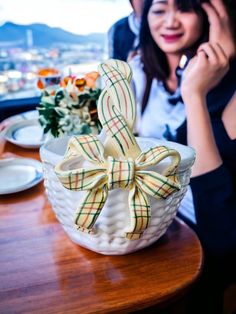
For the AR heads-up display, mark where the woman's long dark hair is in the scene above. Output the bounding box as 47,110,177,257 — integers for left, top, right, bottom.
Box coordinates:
139,0,210,113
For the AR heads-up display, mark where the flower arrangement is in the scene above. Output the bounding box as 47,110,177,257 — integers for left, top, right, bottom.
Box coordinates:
37,69,102,137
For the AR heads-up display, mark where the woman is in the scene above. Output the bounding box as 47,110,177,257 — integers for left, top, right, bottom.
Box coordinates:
130,0,236,312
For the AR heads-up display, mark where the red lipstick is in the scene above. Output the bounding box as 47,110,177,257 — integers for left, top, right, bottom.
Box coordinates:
162,34,183,42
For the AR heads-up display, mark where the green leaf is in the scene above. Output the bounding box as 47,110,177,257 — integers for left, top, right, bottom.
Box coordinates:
55,107,68,117
55,89,65,106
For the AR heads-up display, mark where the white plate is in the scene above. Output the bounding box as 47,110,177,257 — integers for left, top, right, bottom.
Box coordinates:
0,158,43,194
5,119,45,149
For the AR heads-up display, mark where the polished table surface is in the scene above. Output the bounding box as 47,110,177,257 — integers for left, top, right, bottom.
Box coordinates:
0,140,203,314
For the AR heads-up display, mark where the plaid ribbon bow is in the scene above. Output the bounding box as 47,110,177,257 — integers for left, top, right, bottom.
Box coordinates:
55,134,181,240
55,59,182,239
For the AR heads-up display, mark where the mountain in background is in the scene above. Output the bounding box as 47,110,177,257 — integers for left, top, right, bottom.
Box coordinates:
0,22,106,48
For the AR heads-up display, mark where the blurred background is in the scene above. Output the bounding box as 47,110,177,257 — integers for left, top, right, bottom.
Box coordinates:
0,0,130,102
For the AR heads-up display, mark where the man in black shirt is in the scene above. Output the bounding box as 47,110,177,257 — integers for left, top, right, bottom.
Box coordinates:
108,0,144,61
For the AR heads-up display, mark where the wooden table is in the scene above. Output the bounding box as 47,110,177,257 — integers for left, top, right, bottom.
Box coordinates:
0,140,203,314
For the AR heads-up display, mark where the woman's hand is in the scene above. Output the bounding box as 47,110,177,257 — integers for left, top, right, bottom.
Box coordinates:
180,43,226,177
181,42,229,100
202,0,235,59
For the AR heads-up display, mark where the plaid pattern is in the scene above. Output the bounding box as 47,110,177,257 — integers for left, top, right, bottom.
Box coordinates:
99,94,140,158
75,186,108,232
107,156,134,189
98,60,134,126
56,134,181,240
55,60,182,240
97,60,141,159
126,185,150,240
66,134,105,164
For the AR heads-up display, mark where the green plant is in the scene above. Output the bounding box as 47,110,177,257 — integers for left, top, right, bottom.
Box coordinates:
37,72,102,137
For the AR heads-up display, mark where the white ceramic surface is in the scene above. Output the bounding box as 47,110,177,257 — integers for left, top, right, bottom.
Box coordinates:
40,136,195,255
5,119,45,149
0,158,43,194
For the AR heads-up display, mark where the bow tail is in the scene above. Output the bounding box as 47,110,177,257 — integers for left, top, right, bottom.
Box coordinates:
126,185,151,240
74,185,108,233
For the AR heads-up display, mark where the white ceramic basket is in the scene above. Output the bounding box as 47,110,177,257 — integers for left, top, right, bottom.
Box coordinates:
40,136,195,255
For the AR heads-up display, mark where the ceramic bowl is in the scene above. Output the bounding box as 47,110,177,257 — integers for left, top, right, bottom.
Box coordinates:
40,136,195,255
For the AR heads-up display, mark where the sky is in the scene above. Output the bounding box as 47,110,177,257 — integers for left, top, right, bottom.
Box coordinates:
0,0,132,34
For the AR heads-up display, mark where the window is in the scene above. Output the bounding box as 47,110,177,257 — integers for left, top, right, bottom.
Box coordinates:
0,0,131,103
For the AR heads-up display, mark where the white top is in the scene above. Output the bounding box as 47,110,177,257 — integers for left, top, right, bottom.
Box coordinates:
130,55,186,139
130,55,196,224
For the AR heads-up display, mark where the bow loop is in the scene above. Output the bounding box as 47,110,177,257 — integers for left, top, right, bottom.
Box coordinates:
135,146,180,174
135,170,181,200
67,134,106,165
55,134,108,191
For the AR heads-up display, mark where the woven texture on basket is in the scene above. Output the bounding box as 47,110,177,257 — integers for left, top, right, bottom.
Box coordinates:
41,137,194,255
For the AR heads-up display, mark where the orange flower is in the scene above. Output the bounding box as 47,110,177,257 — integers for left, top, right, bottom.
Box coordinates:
75,78,86,91
37,79,45,90
38,68,60,77
85,71,99,88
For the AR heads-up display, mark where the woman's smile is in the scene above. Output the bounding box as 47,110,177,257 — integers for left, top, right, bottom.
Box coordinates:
161,33,183,43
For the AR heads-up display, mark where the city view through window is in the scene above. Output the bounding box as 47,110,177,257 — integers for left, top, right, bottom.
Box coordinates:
0,0,131,101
